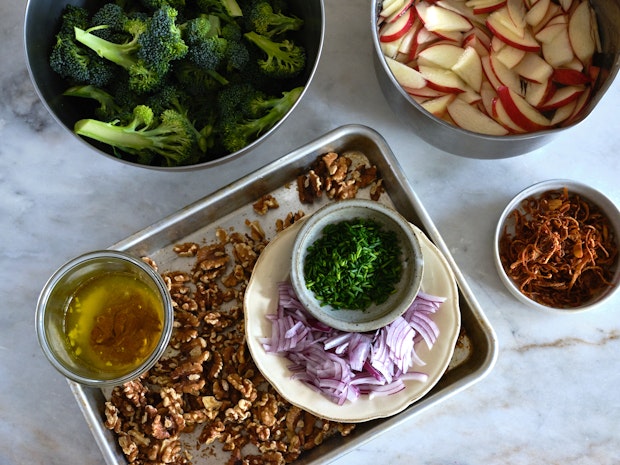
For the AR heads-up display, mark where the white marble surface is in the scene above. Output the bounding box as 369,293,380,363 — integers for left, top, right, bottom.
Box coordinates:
1,1,620,464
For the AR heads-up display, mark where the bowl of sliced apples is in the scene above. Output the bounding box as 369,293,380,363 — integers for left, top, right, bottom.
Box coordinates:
372,0,620,158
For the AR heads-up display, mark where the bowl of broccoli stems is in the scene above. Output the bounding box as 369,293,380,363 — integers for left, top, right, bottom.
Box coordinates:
24,0,324,170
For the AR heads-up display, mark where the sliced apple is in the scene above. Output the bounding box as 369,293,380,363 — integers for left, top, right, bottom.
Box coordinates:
418,65,471,93
492,97,528,132
507,0,527,29
380,7,416,42
406,85,448,99
385,0,414,23
495,43,527,67
552,67,591,85
452,46,484,92
525,0,551,26
465,0,507,14
489,51,524,95
481,55,504,90
564,85,592,124
416,3,473,32
463,26,492,56
487,9,541,51
541,24,574,67
385,56,427,91
417,42,465,68
568,0,597,65
514,52,553,83
497,85,552,131
447,97,509,135
421,93,457,116
381,0,408,19
537,85,584,111
523,78,554,107
550,98,577,125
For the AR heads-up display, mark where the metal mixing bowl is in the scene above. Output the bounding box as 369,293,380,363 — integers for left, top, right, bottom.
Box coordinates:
371,0,620,159
24,0,324,170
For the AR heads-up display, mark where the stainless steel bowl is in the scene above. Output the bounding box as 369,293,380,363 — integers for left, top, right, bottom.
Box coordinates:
371,0,620,159
24,0,324,170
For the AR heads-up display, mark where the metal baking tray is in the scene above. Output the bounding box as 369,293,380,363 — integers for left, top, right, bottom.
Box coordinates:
69,124,498,465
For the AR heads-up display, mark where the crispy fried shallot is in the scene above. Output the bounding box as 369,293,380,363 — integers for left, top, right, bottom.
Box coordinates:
499,187,618,308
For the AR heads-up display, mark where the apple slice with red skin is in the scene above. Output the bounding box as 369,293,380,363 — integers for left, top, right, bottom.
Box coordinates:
514,52,553,83
385,56,428,91
407,85,448,99
494,43,527,68
447,97,509,135
537,85,584,111
465,0,507,15
487,9,541,52
497,85,552,131
541,24,574,67
568,0,597,65
381,0,408,20
417,42,465,68
380,7,416,43
481,55,504,90
492,97,528,132
506,0,527,29
452,46,484,92
489,51,524,95
385,0,414,23
523,78,555,107
525,0,551,26
463,27,492,57
416,2,473,32
421,93,456,116
564,85,592,125
552,67,591,85
418,65,471,93
550,98,578,125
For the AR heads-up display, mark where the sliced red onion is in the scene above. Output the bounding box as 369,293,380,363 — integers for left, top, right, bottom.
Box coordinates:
261,282,444,404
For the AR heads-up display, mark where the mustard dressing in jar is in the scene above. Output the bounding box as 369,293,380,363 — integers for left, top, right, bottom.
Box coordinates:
64,271,164,373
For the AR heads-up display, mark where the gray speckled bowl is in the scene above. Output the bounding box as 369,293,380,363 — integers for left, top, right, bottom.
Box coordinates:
291,199,424,332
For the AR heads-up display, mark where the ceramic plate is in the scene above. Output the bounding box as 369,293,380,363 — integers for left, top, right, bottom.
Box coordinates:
244,219,461,422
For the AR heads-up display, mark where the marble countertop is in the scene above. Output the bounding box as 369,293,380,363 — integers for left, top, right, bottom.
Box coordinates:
2,1,620,464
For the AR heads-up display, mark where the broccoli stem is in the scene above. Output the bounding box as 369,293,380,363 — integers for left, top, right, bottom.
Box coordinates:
75,118,156,150
74,26,138,69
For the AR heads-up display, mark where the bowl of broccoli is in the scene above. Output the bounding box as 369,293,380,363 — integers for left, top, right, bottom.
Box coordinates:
24,0,324,170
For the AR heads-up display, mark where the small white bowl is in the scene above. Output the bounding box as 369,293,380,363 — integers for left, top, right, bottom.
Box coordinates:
291,199,424,331
494,179,620,313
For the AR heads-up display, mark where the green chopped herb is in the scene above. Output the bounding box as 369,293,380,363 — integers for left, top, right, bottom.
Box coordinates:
303,218,402,310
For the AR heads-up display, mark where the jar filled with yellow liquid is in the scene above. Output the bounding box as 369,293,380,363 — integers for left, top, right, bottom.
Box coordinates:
36,250,173,386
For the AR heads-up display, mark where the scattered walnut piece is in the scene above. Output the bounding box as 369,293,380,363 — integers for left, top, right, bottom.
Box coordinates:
296,152,383,203
253,194,280,215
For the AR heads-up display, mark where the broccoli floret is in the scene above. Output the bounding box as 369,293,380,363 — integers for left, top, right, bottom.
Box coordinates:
89,3,130,41
139,0,187,11
244,1,303,38
74,104,202,166
62,84,128,122
49,5,116,87
174,60,228,95
197,0,243,19
243,31,305,79
146,85,214,152
73,5,188,93
218,85,303,152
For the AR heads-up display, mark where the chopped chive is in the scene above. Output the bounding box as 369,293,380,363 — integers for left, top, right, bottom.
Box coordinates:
303,218,402,310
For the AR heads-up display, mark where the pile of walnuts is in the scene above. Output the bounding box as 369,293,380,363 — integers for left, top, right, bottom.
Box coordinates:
103,152,382,465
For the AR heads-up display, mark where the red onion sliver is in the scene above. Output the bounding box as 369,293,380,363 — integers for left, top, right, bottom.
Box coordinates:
262,282,444,404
